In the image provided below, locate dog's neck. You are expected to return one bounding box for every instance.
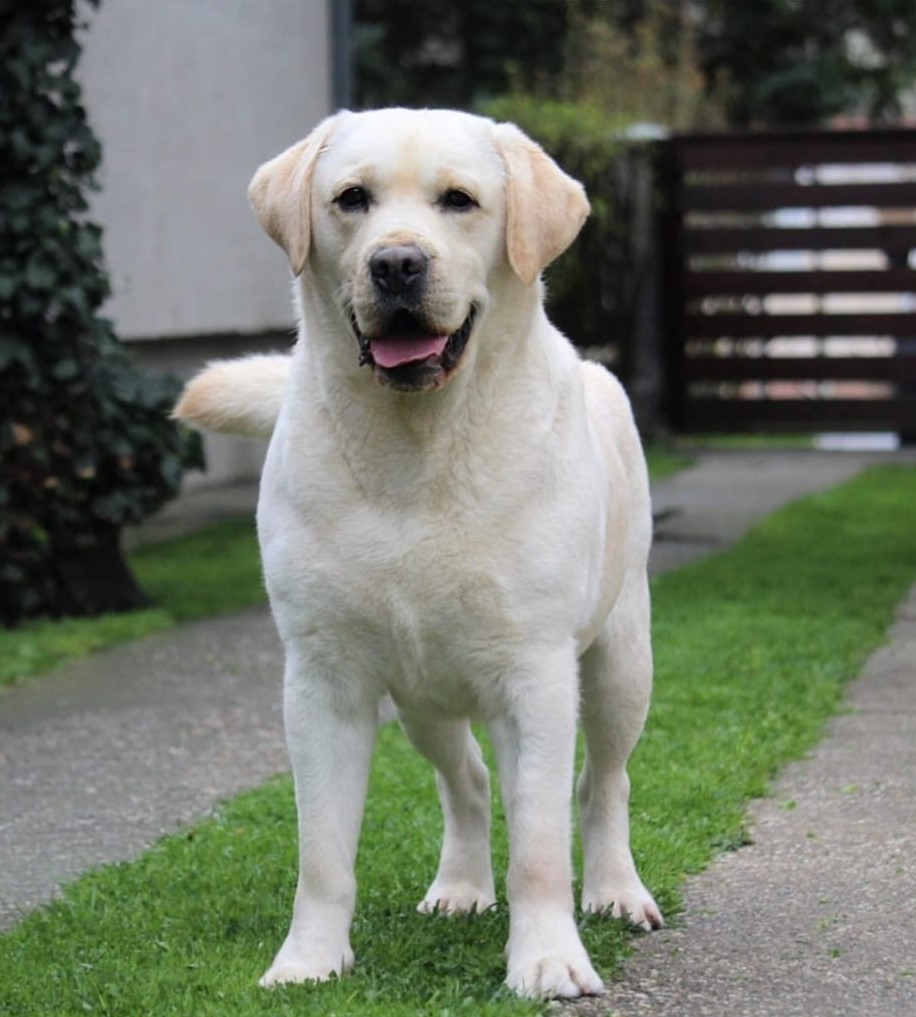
[288,276,580,506]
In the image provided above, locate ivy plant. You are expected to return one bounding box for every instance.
[0,0,203,626]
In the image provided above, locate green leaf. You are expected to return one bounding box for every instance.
[51,357,81,381]
[1,0,198,624]
[25,261,57,292]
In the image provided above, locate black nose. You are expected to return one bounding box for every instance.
[369,244,429,298]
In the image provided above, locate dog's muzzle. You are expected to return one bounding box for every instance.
[351,243,477,392]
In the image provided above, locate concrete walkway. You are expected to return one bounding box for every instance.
[0,608,284,931]
[1,450,914,1017]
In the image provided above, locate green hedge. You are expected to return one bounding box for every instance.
[0,0,202,626]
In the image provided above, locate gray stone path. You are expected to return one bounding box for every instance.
[0,609,284,929]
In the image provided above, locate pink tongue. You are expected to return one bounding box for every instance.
[370,334,448,369]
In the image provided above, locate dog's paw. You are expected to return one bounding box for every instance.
[582,882,664,931]
[506,945,604,999]
[259,944,355,987]
[417,880,496,916]
[506,917,604,999]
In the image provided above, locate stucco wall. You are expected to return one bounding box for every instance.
[78,0,331,341]
[76,0,332,491]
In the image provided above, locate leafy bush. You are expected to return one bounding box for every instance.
[484,96,658,385]
[0,0,202,626]
[561,0,727,131]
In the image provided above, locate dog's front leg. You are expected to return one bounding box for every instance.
[260,643,377,987]
[489,647,604,1000]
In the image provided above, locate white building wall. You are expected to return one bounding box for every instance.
[77,0,333,490]
[78,0,331,340]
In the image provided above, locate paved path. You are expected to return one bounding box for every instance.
[2,450,914,1017]
[0,609,284,930]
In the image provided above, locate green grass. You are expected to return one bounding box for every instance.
[131,517,263,622]
[2,465,915,1016]
[0,518,264,690]
[644,444,694,482]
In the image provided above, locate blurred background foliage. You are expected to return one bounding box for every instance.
[353,0,916,401]
[355,0,916,128]
[0,0,202,626]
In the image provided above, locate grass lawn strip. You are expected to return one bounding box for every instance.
[0,518,263,689]
[2,465,915,1015]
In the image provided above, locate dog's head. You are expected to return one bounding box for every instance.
[248,109,589,393]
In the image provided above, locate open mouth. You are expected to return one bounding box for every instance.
[353,307,477,388]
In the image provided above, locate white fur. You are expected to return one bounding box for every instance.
[174,108,662,1000]
[172,354,288,439]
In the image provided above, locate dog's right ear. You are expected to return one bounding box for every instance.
[248,115,340,276]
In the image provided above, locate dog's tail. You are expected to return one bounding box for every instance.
[172,354,291,439]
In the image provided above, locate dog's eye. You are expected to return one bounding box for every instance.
[440,189,477,212]
[335,186,370,212]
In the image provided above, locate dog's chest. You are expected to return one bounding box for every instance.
[345,504,508,615]
[261,483,580,715]
[355,535,518,712]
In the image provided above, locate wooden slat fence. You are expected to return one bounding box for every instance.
[662,128,916,434]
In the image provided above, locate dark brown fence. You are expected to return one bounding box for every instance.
[661,128,916,435]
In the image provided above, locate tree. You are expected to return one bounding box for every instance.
[0,0,202,626]
[696,0,916,127]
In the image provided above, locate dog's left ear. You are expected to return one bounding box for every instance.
[248,114,340,276]
[493,123,590,287]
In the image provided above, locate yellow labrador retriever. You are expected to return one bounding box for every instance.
[174,108,662,999]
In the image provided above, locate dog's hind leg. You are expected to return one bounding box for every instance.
[577,569,663,930]
[398,714,496,915]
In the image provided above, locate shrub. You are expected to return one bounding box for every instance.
[561,0,727,132]
[0,0,202,626]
